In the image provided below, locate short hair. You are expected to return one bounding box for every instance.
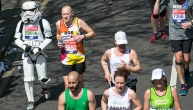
[114,67,130,82]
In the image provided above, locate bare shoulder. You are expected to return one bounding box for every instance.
[87,89,95,97]
[130,49,138,56]
[87,89,96,102]
[56,20,60,27]
[128,88,136,97]
[103,89,109,96]
[77,18,89,28]
[171,86,176,91]
[77,18,85,24]
[144,89,150,95]
[58,91,65,104]
[104,48,112,56]
[171,86,177,95]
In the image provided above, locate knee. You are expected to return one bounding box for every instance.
[175,60,184,66]
[152,13,159,19]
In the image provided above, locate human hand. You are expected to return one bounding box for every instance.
[73,35,85,42]
[24,44,32,52]
[105,72,111,85]
[30,47,41,54]
[181,22,192,29]
[119,60,127,68]
[57,42,64,49]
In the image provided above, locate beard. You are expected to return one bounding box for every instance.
[69,83,79,92]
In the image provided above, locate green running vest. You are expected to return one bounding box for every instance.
[65,88,89,110]
[150,86,174,110]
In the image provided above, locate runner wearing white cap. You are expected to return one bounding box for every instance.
[144,68,181,110]
[101,31,141,92]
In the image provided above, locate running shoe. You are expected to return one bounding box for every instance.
[149,33,157,42]
[42,88,51,99]
[0,31,7,36]
[160,30,167,38]
[27,102,34,110]
[179,84,188,96]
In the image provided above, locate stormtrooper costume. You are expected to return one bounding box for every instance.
[14,1,52,110]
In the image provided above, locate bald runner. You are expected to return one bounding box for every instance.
[58,71,96,110]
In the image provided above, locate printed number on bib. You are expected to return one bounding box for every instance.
[172,9,186,23]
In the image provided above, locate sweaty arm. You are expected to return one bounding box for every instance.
[58,92,66,110]
[101,49,111,84]
[143,89,150,110]
[101,89,109,110]
[128,49,141,73]
[129,89,143,110]
[171,87,181,110]
[88,90,96,110]
[78,18,95,38]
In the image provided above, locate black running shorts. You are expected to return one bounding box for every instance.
[170,40,192,53]
[61,61,86,76]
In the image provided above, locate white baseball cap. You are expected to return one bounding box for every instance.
[115,31,128,45]
[151,68,165,80]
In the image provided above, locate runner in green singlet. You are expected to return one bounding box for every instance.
[144,68,181,110]
[57,71,96,110]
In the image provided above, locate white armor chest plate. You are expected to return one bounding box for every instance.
[22,22,44,48]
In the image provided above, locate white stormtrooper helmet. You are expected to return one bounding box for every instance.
[21,1,41,23]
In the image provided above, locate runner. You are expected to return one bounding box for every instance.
[56,5,95,89]
[149,0,167,42]
[101,31,141,92]
[101,67,142,110]
[154,0,193,96]
[14,1,52,109]
[58,71,96,110]
[144,68,181,110]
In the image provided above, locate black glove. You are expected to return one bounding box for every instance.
[24,44,31,52]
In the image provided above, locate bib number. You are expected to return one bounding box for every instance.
[172,9,186,23]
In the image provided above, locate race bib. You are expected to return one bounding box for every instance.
[172,9,186,23]
[24,26,38,40]
[61,33,77,54]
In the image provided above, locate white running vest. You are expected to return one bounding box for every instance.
[110,48,134,83]
[108,87,132,110]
